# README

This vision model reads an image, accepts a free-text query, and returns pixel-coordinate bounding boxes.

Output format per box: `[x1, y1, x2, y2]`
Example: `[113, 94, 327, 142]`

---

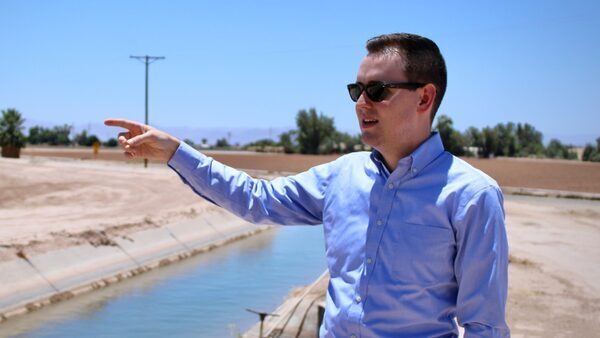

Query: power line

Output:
[130, 55, 165, 168]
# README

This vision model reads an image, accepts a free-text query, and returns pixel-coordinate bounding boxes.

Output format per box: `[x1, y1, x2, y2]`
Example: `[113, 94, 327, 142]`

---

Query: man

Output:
[106, 33, 510, 337]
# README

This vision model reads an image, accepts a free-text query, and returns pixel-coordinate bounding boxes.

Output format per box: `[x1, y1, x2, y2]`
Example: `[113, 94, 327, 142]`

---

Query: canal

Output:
[0, 225, 326, 338]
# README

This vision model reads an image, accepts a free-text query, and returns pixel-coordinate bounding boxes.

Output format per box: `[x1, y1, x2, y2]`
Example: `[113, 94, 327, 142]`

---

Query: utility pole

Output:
[130, 55, 165, 168]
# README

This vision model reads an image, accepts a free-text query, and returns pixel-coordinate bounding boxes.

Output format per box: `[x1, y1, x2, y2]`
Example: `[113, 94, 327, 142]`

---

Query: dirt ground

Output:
[2, 148, 600, 337]
[21, 147, 340, 174]
[22, 146, 600, 193]
[0, 155, 219, 261]
[504, 196, 600, 337]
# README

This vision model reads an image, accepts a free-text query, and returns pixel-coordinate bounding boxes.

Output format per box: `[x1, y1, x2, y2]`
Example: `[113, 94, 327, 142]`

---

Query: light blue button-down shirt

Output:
[168, 132, 510, 337]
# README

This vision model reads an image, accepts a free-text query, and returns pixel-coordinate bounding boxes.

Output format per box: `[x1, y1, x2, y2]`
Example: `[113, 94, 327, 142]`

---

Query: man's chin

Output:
[360, 133, 375, 147]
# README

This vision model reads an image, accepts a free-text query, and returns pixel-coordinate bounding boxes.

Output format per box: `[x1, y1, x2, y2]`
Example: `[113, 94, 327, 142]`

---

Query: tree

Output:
[590, 152, 600, 162]
[516, 123, 544, 157]
[279, 130, 298, 154]
[28, 126, 44, 144]
[330, 131, 363, 154]
[244, 138, 279, 152]
[73, 130, 88, 146]
[0, 108, 27, 158]
[492, 122, 519, 157]
[480, 127, 499, 158]
[434, 115, 465, 156]
[244, 138, 278, 148]
[582, 138, 600, 162]
[545, 139, 577, 160]
[594, 137, 600, 162]
[582, 144, 594, 161]
[28, 124, 72, 145]
[73, 130, 100, 147]
[296, 108, 335, 154]
[215, 137, 230, 149]
[462, 126, 483, 157]
[103, 138, 118, 147]
[463, 126, 482, 148]
[86, 134, 100, 147]
[50, 125, 72, 145]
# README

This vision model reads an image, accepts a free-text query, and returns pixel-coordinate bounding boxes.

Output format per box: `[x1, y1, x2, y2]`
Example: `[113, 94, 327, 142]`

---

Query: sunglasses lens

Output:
[347, 84, 363, 102]
[366, 83, 386, 102]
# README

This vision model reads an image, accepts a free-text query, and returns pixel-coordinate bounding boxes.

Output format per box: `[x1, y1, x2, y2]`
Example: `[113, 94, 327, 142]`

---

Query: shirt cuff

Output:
[167, 141, 209, 176]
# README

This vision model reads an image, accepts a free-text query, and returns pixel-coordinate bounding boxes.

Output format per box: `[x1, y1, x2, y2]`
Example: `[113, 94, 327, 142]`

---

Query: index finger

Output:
[104, 118, 146, 131]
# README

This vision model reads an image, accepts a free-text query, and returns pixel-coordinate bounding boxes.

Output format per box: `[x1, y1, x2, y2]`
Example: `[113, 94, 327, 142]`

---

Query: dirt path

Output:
[0, 156, 217, 261]
[21, 147, 600, 193]
[505, 195, 600, 337]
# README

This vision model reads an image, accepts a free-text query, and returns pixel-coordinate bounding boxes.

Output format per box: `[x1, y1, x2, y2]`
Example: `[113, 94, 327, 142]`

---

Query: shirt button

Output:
[367, 258, 373, 264]
[376, 220, 383, 226]
[412, 168, 417, 173]
[387, 183, 394, 189]
[355, 295, 362, 303]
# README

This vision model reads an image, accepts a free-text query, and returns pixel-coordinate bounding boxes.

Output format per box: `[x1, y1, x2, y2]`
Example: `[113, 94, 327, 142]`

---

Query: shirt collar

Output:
[409, 131, 445, 176]
[370, 149, 391, 178]
[369, 131, 445, 178]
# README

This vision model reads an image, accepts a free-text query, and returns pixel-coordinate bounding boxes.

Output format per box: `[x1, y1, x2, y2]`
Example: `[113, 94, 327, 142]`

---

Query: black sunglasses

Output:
[347, 81, 426, 102]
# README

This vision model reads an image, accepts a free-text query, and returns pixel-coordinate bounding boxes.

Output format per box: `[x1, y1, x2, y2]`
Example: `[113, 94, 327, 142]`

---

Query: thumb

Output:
[127, 131, 154, 147]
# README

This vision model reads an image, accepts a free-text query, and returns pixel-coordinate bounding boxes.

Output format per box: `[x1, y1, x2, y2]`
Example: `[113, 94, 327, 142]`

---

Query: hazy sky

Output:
[1, 1, 599, 145]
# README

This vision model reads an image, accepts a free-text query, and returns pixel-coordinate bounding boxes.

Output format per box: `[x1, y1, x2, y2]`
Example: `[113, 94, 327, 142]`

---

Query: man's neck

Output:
[378, 132, 431, 172]
[380, 151, 406, 173]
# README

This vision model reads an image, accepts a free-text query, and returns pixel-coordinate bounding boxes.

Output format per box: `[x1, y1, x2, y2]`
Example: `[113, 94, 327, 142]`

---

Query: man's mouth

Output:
[362, 118, 379, 127]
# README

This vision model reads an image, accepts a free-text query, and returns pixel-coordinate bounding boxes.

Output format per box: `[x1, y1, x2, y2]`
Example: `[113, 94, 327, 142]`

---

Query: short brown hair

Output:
[366, 33, 447, 123]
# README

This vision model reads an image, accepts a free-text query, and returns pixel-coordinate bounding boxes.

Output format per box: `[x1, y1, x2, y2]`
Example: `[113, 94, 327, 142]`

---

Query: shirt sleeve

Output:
[167, 142, 327, 225]
[453, 186, 510, 337]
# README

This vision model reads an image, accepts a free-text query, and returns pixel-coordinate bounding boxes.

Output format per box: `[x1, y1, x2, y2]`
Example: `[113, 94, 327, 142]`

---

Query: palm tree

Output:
[0, 108, 27, 158]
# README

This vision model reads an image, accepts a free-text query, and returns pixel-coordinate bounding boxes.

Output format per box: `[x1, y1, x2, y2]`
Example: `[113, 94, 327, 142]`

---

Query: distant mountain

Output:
[159, 125, 293, 146]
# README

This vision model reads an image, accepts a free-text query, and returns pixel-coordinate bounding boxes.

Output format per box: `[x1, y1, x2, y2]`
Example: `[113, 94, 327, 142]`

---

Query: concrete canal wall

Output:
[0, 209, 272, 322]
[243, 271, 329, 338]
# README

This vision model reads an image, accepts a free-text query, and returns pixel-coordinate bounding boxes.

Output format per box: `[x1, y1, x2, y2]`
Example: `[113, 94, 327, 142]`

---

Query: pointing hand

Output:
[104, 118, 181, 162]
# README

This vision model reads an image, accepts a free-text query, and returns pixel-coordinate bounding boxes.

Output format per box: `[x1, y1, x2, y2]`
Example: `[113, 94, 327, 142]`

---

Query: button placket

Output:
[363, 179, 400, 293]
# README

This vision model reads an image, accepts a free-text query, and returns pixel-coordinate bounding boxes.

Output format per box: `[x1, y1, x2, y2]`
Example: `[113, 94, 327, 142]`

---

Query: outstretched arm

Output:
[104, 118, 327, 225]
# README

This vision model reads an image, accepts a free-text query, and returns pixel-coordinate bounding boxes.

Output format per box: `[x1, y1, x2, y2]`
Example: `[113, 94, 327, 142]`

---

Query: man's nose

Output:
[356, 90, 373, 110]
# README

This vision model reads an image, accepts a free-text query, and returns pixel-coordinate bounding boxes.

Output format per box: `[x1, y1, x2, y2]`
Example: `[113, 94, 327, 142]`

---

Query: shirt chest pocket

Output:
[379, 222, 456, 284]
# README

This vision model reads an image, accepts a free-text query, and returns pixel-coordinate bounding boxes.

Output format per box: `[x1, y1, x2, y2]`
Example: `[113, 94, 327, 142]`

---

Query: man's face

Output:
[355, 54, 422, 157]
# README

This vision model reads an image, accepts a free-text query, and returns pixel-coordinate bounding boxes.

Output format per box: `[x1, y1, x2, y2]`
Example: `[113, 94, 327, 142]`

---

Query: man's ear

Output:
[416, 84, 437, 115]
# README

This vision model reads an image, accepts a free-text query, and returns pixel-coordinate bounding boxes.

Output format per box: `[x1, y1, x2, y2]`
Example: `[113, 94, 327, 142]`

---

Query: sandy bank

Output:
[0, 200, 273, 322]
[21, 146, 600, 193]
[0, 156, 276, 322]
[0, 155, 218, 258]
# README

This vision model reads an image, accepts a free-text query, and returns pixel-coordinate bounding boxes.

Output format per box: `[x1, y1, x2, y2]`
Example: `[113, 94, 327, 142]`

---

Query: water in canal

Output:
[0, 225, 326, 338]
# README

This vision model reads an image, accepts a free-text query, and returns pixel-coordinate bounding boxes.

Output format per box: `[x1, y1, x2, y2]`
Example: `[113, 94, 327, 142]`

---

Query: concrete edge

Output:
[0, 213, 274, 323]
[502, 186, 600, 201]
[243, 270, 329, 338]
